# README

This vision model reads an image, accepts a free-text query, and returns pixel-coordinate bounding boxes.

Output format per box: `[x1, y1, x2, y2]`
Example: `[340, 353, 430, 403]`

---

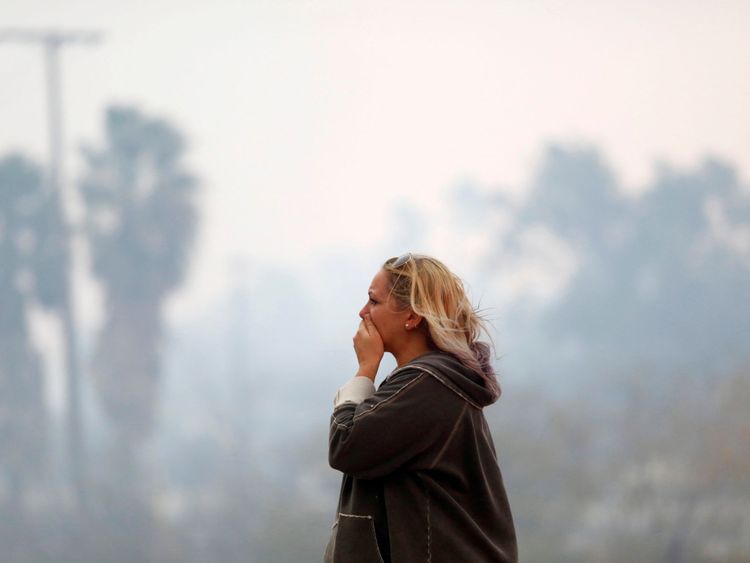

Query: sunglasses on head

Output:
[392, 252, 414, 268]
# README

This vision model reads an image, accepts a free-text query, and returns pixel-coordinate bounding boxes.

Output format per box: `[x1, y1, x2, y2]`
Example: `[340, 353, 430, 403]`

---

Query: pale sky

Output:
[2, 0, 749, 324]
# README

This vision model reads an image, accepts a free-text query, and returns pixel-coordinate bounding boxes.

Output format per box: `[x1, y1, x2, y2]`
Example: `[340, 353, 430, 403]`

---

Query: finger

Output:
[354, 324, 367, 344]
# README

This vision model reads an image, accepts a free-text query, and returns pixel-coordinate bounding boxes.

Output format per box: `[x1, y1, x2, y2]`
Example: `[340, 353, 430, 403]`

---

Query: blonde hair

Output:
[383, 254, 501, 398]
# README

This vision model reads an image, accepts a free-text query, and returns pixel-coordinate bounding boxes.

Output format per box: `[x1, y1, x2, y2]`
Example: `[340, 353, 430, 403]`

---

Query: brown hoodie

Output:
[325, 350, 517, 563]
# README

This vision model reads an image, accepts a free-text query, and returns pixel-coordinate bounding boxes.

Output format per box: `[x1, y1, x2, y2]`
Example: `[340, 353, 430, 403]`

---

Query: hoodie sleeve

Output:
[328, 368, 466, 480]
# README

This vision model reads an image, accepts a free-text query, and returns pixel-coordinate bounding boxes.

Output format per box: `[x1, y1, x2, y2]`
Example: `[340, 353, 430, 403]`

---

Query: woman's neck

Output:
[393, 336, 434, 367]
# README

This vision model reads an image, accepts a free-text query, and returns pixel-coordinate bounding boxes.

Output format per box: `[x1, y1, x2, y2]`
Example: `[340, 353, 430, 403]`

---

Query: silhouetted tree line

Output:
[490, 145, 750, 391]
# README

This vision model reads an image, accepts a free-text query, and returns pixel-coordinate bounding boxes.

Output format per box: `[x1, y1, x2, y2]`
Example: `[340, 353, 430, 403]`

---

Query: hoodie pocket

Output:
[326, 513, 385, 563]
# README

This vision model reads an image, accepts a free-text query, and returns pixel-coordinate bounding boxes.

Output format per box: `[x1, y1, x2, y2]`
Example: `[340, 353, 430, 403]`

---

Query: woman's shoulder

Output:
[385, 350, 496, 410]
[380, 351, 452, 385]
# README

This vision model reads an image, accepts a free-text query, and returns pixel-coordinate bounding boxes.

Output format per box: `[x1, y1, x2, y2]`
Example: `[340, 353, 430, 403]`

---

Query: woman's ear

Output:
[406, 311, 424, 329]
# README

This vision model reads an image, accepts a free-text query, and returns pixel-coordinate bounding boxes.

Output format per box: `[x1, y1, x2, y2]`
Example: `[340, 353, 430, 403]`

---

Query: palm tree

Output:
[0, 153, 64, 515]
[81, 105, 197, 439]
[79, 106, 198, 535]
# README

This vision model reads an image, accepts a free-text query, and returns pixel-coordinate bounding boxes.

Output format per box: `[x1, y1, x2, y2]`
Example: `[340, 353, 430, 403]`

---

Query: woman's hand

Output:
[353, 314, 384, 381]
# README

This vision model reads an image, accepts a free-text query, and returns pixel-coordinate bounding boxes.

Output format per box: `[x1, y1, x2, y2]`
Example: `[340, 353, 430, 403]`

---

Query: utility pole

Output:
[0, 28, 103, 511]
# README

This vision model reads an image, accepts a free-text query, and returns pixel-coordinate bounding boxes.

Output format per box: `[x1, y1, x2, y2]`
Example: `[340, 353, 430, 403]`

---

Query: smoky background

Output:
[1, 1, 749, 562]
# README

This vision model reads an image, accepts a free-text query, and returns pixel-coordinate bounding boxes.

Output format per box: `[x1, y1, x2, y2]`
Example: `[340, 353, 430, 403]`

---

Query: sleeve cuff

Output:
[333, 376, 376, 407]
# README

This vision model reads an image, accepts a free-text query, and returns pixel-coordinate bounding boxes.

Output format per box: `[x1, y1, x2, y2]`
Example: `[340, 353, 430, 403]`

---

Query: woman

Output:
[324, 253, 517, 563]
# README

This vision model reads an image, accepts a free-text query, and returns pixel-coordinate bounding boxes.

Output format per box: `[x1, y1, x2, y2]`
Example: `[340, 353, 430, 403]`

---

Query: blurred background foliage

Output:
[1, 104, 749, 563]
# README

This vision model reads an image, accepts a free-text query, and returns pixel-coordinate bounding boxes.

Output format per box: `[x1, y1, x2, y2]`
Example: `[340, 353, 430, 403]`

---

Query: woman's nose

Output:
[359, 305, 368, 319]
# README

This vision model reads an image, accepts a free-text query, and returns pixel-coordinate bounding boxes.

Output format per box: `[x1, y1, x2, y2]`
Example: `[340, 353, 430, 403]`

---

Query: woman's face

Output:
[359, 269, 410, 352]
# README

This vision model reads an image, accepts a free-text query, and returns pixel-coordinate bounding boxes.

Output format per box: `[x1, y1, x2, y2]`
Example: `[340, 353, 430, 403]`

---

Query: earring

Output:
[404, 324, 409, 329]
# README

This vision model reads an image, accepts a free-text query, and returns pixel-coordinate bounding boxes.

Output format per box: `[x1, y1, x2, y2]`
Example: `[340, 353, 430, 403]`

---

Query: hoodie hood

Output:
[401, 350, 499, 408]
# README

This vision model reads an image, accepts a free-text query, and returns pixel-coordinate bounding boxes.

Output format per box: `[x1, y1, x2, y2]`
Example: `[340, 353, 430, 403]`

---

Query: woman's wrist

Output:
[356, 362, 380, 380]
